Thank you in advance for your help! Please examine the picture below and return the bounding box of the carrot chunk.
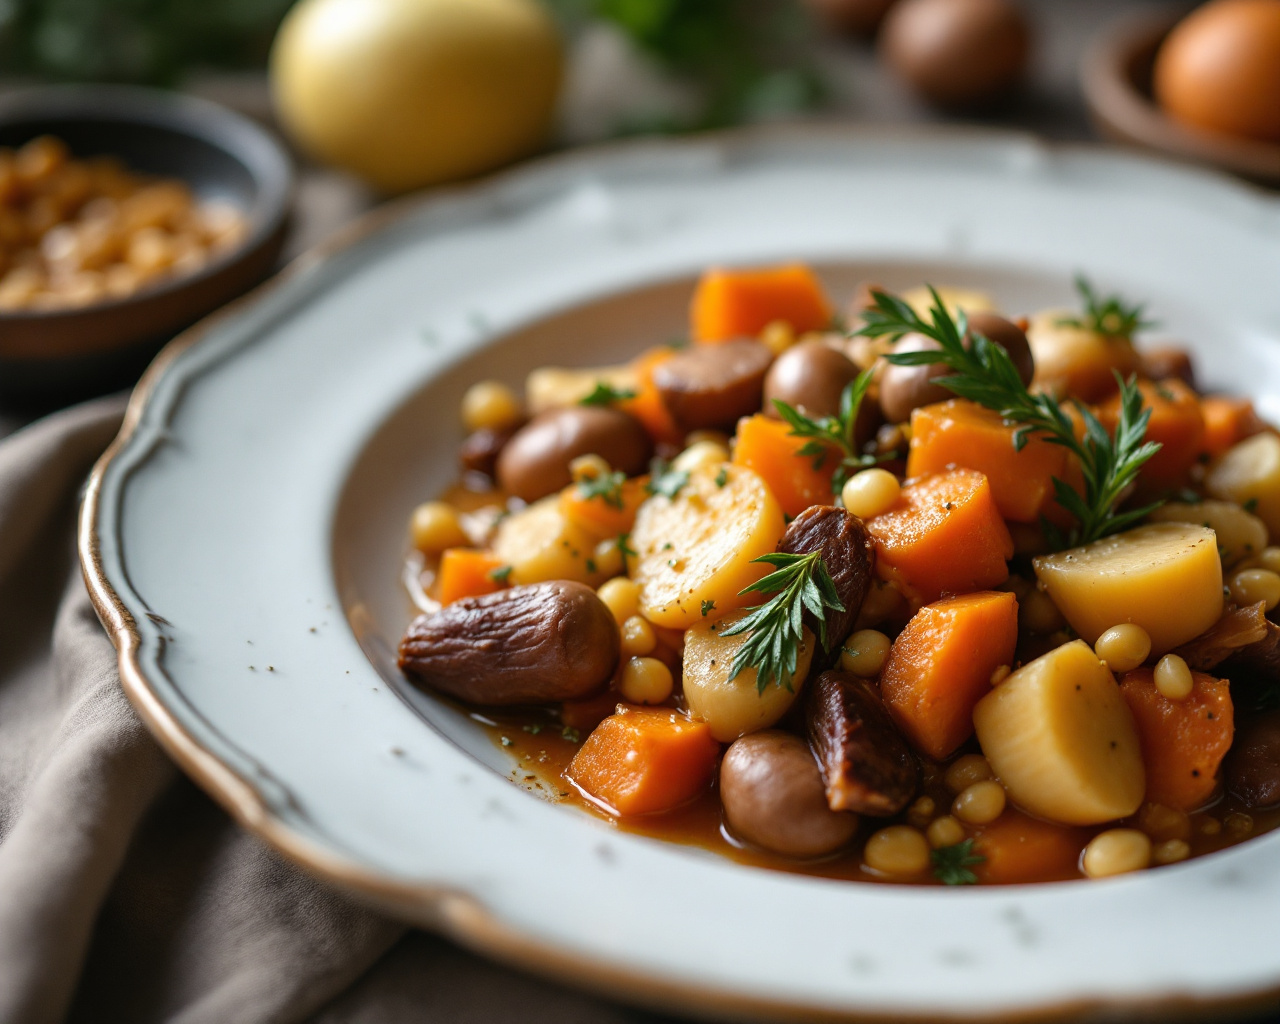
[907,399,1079,523]
[972,810,1090,884]
[559,477,649,539]
[1097,378,1205,489]
[879,591,1019,759]
[691,264,832,344]
[619,347,684,446]
[1118,668,1234,812]
[436,548,506,605]
[568,706,720,815]
[865,469,1013,603]
[1200,395,1266,458]
[732,412,838,518]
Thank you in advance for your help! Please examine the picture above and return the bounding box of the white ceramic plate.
[82,126,1280,1022]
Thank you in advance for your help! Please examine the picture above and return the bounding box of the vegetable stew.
[397,265,1280,885]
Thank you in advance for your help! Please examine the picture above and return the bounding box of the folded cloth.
[0,398,664,1024]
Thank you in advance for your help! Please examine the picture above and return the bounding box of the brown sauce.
[472,704,1280,886]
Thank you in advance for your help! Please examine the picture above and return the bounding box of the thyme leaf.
[721,551,844,693]
[579,381,638,407]
[1055,275,1156,339]
[861,285,1163,546]
[772,367,887,492]
[932,838,984,885]
[576,468,627,509]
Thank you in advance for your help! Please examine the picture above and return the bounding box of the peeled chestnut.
[878,313,1032,424]
[880,0,1030,110]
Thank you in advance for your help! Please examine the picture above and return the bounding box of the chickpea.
[620,615,657,657]
[905,795,936,828]
[863,825,931,877]
[1020,588,1065,634]
[1082,829,1151,878]
[760,319,796,356]
[1198,817,1222,837]
[410,501,469,553]
[1224,812,1254,837]
[989,664,1011,687]
[927,815,966,849]
[672,440,730,475]
[569,453,612,484]
[1136,802,1191,843]
[839,629,891,677]
[597,577,641,625]
[1152,839,1191,866]
[462,380,523,433]
[685,430,732,450]
[1256,547,1280,574]
[1154,653,1194,701]
[944,754,994,793]
[1228,568,1280,612]
[618,656,673,705]
[591,537,624,580]
[952,780,1006,825]
[1095,623,1152,673]
[841,468,901,519]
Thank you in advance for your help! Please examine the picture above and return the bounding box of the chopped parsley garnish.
[862,285,1163,546]
[721,551,844,693]
[487,565,513,584]
[701,599,716,617]
[931,838,985,885]
[579,381,638,407]
[577,468,627,509]
[646,458,690,500]
[715,466,729,488]
[561,725,581,743]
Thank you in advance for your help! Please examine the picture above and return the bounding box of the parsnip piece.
[899,285,995,319]
[1206,433,1280,538]
[1025,310,1140,402]
[973,640,1145,825]
[1032,523,1223,656]
[683,612,813,742]
[1148,500,1268,567]
[631,463,785,629]
[492,496,605,587]
[525,363,639,414]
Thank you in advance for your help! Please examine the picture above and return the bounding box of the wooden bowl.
[1081,9,1280,187]
[0,85,293,404]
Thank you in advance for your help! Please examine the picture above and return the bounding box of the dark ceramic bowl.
[0,84,293,404]
[1081,9,1280,188]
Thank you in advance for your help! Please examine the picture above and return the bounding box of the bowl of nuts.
[0,85,292,402]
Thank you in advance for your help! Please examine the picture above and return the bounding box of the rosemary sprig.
[931,838,984,885]
[721,551,844,693]
[860,286,1163,546]
[576,468,627,509]
[1055,275,1156,339]
[772,367,885,492]
[579,381,638,407]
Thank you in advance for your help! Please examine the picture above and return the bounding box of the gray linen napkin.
[0,398,665,1024]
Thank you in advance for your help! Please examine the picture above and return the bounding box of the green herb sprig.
[576,468,627,509]
[773,368,886,492]
[1056,275,1156,339]
[721,551,844,693]
[931,839,985,885]
[860,286,1163,546]
[579,382,638,407]
[646,458,690,500]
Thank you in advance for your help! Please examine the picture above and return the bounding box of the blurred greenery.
[545,0,824,131]
[0,0,822,129]
[0,0,294,84]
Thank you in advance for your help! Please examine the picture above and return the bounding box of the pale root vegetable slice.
[682,612,813,742]
[492,496,606,587]
[1032,523,1223,656]
[631,463,785,629]
[1147,500,1268,567]
[1206,432,1280,537]
[525,363,639,414]
[973,640,1145,825]
[1025,310,1140,403]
